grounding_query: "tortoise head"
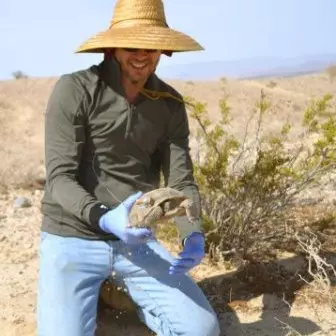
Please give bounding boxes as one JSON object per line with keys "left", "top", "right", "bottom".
{"left": 135, "top": 195, "right": 155, "bottom": 208}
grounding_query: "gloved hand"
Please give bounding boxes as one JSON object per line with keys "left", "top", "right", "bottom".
{"left": 168, "top": 231, "right": 205, "bottom": 275}
{"left": 99, "top": 191, "right": 153, "bottom": 245}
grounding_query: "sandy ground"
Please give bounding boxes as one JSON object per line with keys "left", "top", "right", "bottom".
{"left": 1, "top": 188, "right": 335, "bottom": 336}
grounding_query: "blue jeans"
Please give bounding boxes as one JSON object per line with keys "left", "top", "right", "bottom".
{"left": 37, "top": 232, "right": 221, "bottom": 336}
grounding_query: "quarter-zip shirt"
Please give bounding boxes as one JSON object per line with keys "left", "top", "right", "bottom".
{"left": 41, "top": 58, "right": 202, "bottom": 241}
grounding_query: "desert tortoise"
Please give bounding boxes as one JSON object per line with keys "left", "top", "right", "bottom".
{"left": 128, "top": 187, "right": 197, "bottom": 228}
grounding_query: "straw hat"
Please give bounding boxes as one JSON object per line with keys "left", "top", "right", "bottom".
{"left": 75, "top": 0, "right": 204, "bottom": 56}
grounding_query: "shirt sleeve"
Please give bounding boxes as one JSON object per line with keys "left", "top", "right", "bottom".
{"left": 160, "top": 101, "right": 203, "bottom": 240}
{"left": 44, "top": 74, "right": 105, "bottom": 228}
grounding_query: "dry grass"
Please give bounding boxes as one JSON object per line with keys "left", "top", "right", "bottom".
{"left": 0, "top": 78, "right": 52, "bottom": 190}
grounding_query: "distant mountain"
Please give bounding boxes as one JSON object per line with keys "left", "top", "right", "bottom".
{"left": 157, "top": 54, "right": 336, "bottom": 80}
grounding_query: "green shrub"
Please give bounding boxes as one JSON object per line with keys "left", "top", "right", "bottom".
{"left": 184, "top": 90, "right": 336, "bottom": 263}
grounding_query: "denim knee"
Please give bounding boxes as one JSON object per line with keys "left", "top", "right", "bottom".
{"left": 193, "top": 311, "right": 221, "bottom": 336}
{"left": 174, "top": 310, "right": 221, "bottom": 336}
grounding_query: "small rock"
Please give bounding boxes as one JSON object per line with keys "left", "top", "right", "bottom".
{"left": 247, "top": 294, "right": 264, "bottom": 310}
{"left": 13, "top": 197, "right": 31, "bottom": 209}
{"left": 34, "top": 189, "right": 42, "bottom": 196}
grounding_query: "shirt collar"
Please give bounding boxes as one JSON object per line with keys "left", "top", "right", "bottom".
{"left": 97, "top": 57, "right": 160, "bottom": 103}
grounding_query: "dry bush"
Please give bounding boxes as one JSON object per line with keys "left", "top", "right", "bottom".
{"left": 289, "top": 230, "right": 336, "bottom": 335}
{"left": 326, "top": 65, "right": 336, "bottom": 82}
{"left": 292, "top": 103, "right": 302, "bottom": 112}
{"left": 296, "top": 231, "right": 336, "bottom": 309}
{"left": 266, "top": 80, "right": 277, "bottom": 88}
{"left": 184, "top": 90, "right": 336, "bottom": 263}
{"left": 12, "top": 70, "right": 28, "bottom": 80}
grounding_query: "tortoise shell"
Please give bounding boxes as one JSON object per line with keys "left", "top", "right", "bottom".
{"left": 128, "top": 187, "right": 190, "bottom": 227}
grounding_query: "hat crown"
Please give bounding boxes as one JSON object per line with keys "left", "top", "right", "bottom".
{"left": 75, "top": 0, "right": 204, "bottom": 54}
{"left": 110, "top": 0, "right": 168, "bottom": 28}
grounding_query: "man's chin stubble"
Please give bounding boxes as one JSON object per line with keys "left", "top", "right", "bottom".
{"left": 128, "top": 73, "right": 150, "bottom": 85}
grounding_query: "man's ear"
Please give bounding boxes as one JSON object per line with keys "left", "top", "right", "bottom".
{"left": 104, "top": 49, "right": 115, "bottom": 60}
{"left": 163, "top": 50, "right": 173, "bottom": 57}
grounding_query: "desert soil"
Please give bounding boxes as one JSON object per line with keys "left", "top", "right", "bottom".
{"left": 1, "top": 189, "right": 336, "bottom": 336}
{"left": 0, "top": 70, "right": 335, "bottom": 335}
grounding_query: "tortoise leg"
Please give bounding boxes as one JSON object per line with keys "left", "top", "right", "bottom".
{"left": 144, "top": 205, "right": 164, "bottom": 227}
{"left": 180, "top": 199, "right": 197, "bottom": 223}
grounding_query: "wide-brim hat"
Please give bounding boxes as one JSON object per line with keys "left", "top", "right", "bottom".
{"left": 75, "top": 0, "right": 204, "bottom": 56}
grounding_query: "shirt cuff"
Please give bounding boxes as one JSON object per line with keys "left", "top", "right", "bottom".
{"left": 174, "top": 216, "right": 203, "bottom": 243}
{"left": 83, "top": 202, "right": 109, "bottom": 229}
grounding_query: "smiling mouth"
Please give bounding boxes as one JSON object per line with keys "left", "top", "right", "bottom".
{"left": 130, "top": 62, "right": 148, "bottom": 70}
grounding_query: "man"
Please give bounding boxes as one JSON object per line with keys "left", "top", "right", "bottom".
{"left": 37, "top": 0, "right": 221, "bottom": 335}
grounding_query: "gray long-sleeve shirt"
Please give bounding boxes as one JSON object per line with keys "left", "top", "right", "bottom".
{"left": 41, "top": 57, "right": 202, "bottom": 241}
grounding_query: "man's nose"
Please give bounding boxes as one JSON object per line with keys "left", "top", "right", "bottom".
{"left": 133, "top": 49, "right": 151, "bottom": 58}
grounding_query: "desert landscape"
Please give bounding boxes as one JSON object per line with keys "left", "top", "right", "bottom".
{"left": 0, "top": 69, "right": 335, "bottom": 335}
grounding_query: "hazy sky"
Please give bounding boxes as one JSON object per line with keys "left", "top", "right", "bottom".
{"left": 1, "top": 0, "right": 335, "bottom": 79}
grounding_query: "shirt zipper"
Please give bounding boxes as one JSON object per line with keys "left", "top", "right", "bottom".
{"left": 125, "top": 103, "right": 136, "bottom": 138}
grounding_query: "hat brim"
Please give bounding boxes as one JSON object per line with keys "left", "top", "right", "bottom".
{"left": 75, "top": 26, "right": 204, "bottom": 54}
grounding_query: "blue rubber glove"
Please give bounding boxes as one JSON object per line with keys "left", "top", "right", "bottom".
{"left": 169, "top": 232, "right": 205, "bottom": 275}
{"left": 98, "top": 191, "right": 153, "bottom": 245}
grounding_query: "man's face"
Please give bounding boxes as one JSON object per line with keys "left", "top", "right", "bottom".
{"left": 114, "top": 48, "right": 162, "bottom": 85}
